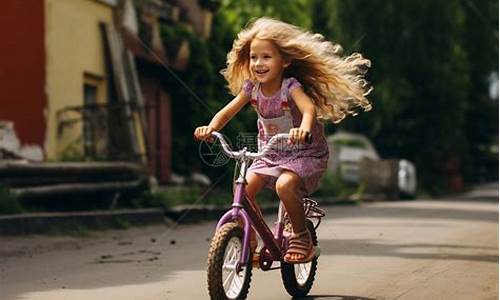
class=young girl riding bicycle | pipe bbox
[194,17,372,264]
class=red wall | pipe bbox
[0,0,46,146]
[140,76,172,183]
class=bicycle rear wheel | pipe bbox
[280,219,318,297]
[207,222,252,300]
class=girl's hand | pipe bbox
[288,128,311,144]
[194,126,215,142]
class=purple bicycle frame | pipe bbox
[216,181,285,269]
[209,132,295,271]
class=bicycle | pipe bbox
[205,131,325,300]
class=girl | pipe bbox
[194,17,372,263]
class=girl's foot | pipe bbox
[284,230,315,264]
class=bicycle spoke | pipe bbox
[223,270,236,290]
[234,273,242,288]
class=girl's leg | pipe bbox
[245,172,267,203]
[242,172,267,251]
[275,170,310,262]
[275,170,306,232]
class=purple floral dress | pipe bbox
[243,77,329,196]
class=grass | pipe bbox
[133,172,367,209]
[133,184,279,209]
[0,185,24,214]
[314,173,360,198]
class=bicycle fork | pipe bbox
[216,155,286,272]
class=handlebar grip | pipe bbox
[305,132,312,144]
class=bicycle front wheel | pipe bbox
[207,222,252,300]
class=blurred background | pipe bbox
[0,0,498,215]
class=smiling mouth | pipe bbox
[255,69,269,75]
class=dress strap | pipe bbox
[250,81,259,109]
[281,78,290,111]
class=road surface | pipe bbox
[1,184,498,300]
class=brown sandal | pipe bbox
[284,230,315,264]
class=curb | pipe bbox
[0,197,354,235]
[2,184,496,235]
[0,208,166,235]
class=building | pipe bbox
[1,0,116,160]
[0,0,218,184]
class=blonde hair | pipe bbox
[221,17,373,123]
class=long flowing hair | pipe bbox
[221,17,373,123]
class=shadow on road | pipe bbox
[322,204,498,223]
[319,239,498,263]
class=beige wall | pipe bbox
[45,0,114,160]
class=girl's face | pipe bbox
[249,38,288,85]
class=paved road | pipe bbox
[1,184,498,300]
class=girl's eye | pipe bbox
[250,55,256,60]
[264,55,271,59]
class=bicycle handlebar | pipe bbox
[211,131,311,160]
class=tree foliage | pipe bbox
[312,0,498,193]
[163,0,313,183]
[164,0,498,193]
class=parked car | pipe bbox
[326,131,417,199]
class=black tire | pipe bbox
[207,222,252,300]
[280,219,318,297]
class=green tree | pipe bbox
[312,0,497,193]
[220,0,312,31]
[460,0,499,183]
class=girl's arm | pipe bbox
[194,90,250,141]
[289,87,316,143]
